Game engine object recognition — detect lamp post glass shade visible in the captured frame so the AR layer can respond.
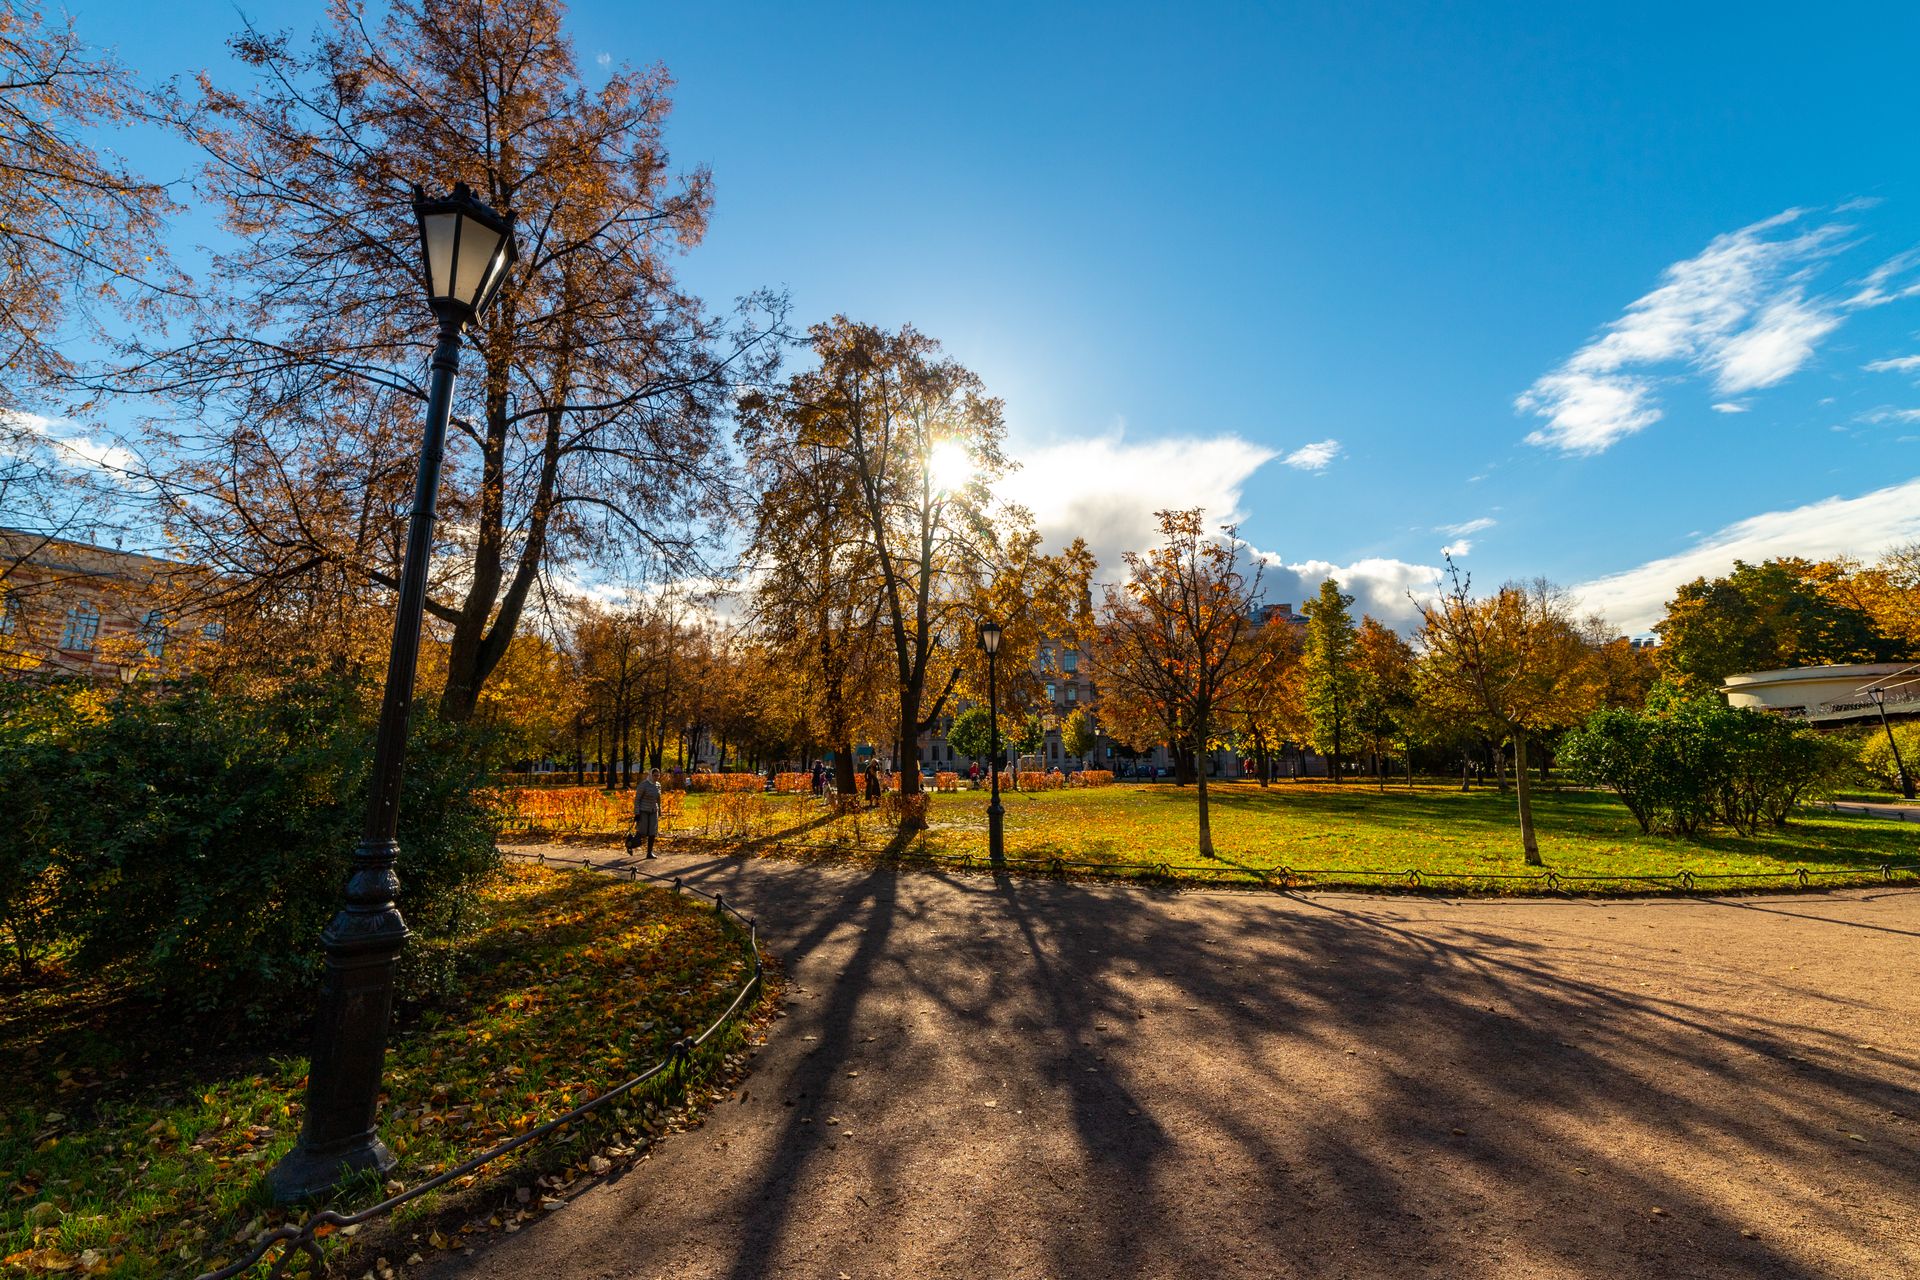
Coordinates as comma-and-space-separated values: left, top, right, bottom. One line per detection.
412, 182, 517, 318
979, 621, 1002, 655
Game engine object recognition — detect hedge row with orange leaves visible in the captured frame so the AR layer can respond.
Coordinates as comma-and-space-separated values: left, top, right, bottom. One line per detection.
682, 773, 762, 794
501, 786, 684, 836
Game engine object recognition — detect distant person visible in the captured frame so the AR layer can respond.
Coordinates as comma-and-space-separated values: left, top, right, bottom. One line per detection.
864, 758, 882, 809
968, 761, 980, 788
811, 759, 827, 797
629, 768, 663, 859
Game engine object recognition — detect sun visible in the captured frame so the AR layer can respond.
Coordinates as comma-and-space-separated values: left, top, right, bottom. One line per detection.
927, 439, 974, 493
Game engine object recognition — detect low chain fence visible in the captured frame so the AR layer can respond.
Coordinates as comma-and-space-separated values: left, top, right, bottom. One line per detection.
198, 852, 764, 1280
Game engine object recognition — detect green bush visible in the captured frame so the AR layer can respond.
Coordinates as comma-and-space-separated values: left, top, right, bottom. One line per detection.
1562, 685, 1846, 837
1854, 720, 1920, 793
0, 675, 498, 1027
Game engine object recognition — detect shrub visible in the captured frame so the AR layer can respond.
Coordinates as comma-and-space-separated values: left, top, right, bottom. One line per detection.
504, 786, 683, 835
934, 771, 960, 792
1071, 770, 1114, 787
685, 772, 762, 793
773, 771, 813, 794
1855, 721, 1920, 792
1562, 687, 1846, 837
703, 790, 768, 839
1017, 770, 1063, 791
0, 676, 498, 1024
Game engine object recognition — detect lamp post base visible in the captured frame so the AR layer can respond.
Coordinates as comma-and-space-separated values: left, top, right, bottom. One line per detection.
265, 1134, 397, 1204
988, 801, 1005, 868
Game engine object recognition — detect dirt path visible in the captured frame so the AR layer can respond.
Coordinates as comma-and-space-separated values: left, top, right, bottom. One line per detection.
436, 848, 1920, 1279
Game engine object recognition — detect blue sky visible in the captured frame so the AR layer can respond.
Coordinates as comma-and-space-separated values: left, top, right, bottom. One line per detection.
54, 0, 1920, 629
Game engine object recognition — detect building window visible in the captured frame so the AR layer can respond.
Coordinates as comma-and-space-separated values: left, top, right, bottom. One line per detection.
1066, 684, 1078, 702
0, 592, 20, 636
140, 609, 167, 661
60, 603, 101, 652
201, 621, 225, 642
1046, 682, 1056, 702
1063, 650, 1078, 672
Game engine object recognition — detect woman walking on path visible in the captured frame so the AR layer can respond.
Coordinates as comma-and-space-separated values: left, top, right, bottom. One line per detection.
629, 768, 663, 859
864, 758, 882, 809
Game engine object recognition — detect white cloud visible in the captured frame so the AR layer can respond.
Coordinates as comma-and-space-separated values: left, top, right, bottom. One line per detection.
1, 409, 139, 478
595, 51, 612, 67
1710, 401, 1748, 413
1518, 209, 1851, 454
1846, 249, 1920, 309
1711, 291, 1842, 394
1518, 370, 1661, 454
1437, 516, 1496, 536
1862, 408, 1920, 424
993, 428, 1275, 577
1440, 539, 1473, 558
1865, 354, 1920, 373
1257, 554, 1442, 633
1573, 476, 1920, 631
1281, 438, 1341, 471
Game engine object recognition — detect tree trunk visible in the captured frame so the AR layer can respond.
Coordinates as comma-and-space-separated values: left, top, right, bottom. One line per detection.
834, 745, 856, 796
1514, 730, 1542, 866
897, 703, 923, 798
1196, 760, 1215, 856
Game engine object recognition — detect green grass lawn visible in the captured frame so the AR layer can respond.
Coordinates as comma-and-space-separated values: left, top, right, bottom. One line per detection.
927, 781, 1919, 888
0, 863, 763, 1278
525, 780, 1920, 892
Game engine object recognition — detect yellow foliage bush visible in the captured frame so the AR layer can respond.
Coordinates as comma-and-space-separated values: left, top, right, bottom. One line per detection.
934, 771, 960, 792
702, 790, 768, 839
683, 772, 762, 793
504, 786, 683, 836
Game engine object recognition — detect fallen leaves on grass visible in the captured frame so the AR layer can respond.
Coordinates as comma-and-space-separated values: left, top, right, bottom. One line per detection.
0, 864, 762, 1278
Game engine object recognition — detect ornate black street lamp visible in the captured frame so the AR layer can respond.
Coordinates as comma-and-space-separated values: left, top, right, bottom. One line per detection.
979, 621, 1005, 868
1867, 687, 1915, 801
268, 183, 516, 1203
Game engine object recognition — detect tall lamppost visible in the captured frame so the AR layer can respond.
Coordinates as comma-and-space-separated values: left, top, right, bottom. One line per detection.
1867, 687, 1915, 801
268, 183, 516, 1203
980, 621, 1005, 868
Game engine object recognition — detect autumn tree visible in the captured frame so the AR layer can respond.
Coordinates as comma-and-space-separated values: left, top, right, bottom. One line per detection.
119, 0, 777, 718
1816, 547, 1920, 659
0, 3, 182, 596
1061, 707, 1097, 762
1351, 616, 1415, 785
1415, 564, 1600, 865
739, 375, 895, 794
1091, 509, 1260, 857
0, 2, 177, 412
1301, 578, 1358, 782
1654, 558, 1899, 688
740, 318, 1010, 815
1234, 613, 1303, 785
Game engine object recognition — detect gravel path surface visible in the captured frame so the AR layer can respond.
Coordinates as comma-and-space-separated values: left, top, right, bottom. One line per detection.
437, 847, 1920, 1279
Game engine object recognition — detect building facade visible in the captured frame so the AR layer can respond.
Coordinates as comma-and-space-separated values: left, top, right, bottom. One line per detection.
1, 528, 212, 682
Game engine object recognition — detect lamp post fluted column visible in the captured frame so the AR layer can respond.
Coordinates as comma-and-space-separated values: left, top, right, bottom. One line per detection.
269, 183, 515, 1203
